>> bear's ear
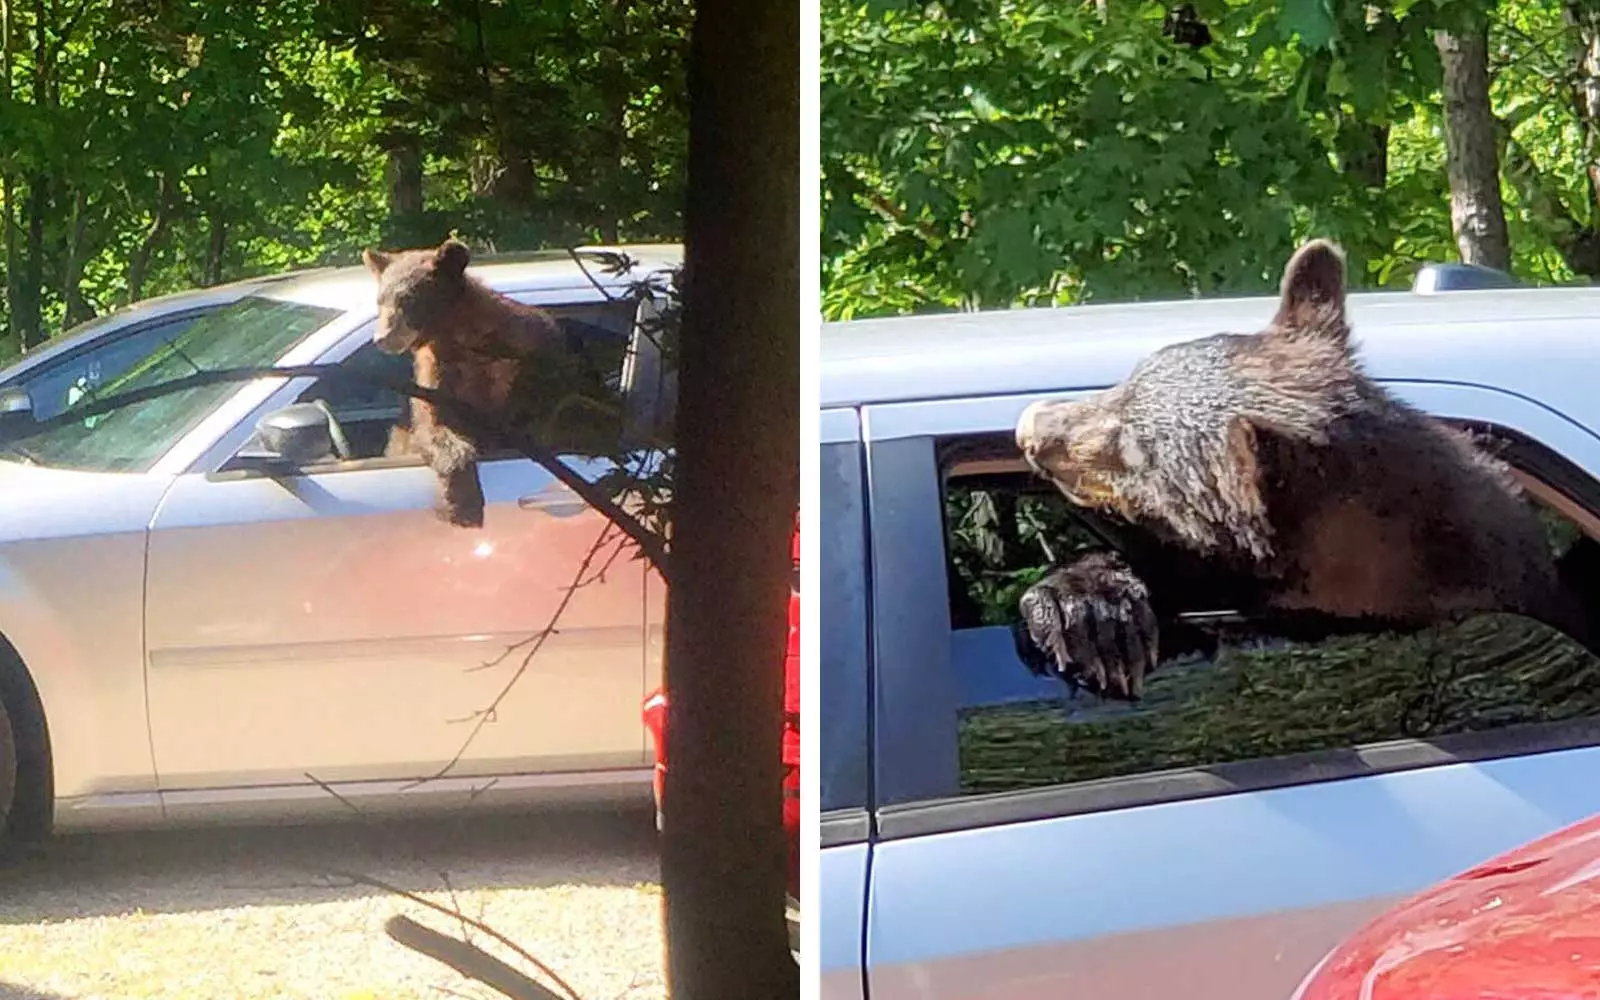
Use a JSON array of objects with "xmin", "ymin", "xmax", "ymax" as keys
[
  {"xmin": 1270, "ymin": 238, "xmax": 1348, "ymax": 343},
  {"xmin": 435, "ymin": 238, "xmax": 471, "ymax": 276},
  {"xmin": 362, "ymin": 248, "xmax": 392, "ymax": 275}
]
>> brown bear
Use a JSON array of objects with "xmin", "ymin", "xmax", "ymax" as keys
[
  {"xmin": 361, "ymin": 238, "xmax": 564, "ymax": 529},
  {"xmin": 1011, "ymin": 238, "xmax": 1600, "ymax": 701}
]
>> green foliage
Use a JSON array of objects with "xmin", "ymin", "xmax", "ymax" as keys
[
  {"xmin": 0, "ymin": 0, "xmax": 690, "ymax": 362},
  {"xmin": 822, "ymin": 0, "xmax": 1593, "ymax": 320}
]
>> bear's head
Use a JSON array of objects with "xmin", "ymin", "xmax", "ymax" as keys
[
  {"xmin": 1013, "ymin": 238, "xmax": 1355, "ymax": 558},
  {"xmin": 362, "ymin": 238, "xmax": 474, "ymax": 354}
]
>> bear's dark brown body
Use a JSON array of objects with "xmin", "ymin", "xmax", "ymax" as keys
[
  {"xmin": 1011, "ymin": 239, "xmax": 1595, "ymax": 700},
  {"xmin": 362, "ymin": 238, "xmax": 562, "ymax": 528}
]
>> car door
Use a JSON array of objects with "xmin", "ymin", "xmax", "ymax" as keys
[
  {"xmin": 819, "ymin": 406, "xmax": 871, "ymax": 1000},
  {"xmin": 143, "ymin": 289, "xmax": 652, "ymax": 791},
  {"xmin": 853, "ymin": 385, "xmax": 1600, "ymax": 1000}
]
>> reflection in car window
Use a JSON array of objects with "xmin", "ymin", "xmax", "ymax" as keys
[
  {"xmin": 15, "ymin": 313, "xmax": 210, "ymax": 422},
  {"xmin": 933, "ymin": 437, "xmax": 1600, "ymax": 800},
  {"xmin": 3, "ymin": 297, "xmax": 340, "ymax": 474}
]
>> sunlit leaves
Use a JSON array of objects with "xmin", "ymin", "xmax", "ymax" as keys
[{"xmin": 819, "ymin": 0, "xmax": 1585, "ymax": 322}]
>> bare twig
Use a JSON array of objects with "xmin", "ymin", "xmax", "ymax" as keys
[
  {"xmin": 387, "ymin": 915, "xmax": 563, "ymax": 1000},
  {"xmin": 399, "ymin": 523, "xmax": 630, "ymax": 789},
  {"xmin": 467, "ymin": 533, "xmax": 630, "ymax": 676}
]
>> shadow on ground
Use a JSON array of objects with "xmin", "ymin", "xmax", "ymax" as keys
[
  {"xmin": 0, "ymin": 986, "xmax": 68, "ymax": 1000},
  {"xmin": 0, "ymin": 804, "xmax": 659, "ymax": 925}
]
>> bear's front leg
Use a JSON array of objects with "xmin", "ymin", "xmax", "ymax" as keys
[
  {"xmin": 1012, "ymin": 550, "xmax": 1161, "ymax": 701},
  {"xmin": 422, "ymin": 424, "xmax": 487, "ymax": 529}
]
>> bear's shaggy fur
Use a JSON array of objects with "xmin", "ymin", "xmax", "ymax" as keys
[
  {"xmin": 1012, "ymin": 239, "xmax": 1597, "ymax": 700},
  {"xmin": 362, "ymin": 238, "xmax": 563, "ymax": 528}
]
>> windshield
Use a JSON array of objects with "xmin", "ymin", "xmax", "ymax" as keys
[{"xmin": 0, "ymin": 296, "xmax": 341, "ymax": 473}]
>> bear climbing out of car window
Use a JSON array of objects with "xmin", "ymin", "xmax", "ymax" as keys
[
  {"xmin": 1012, "ymin": 238, "xmax": 1600, "ymax": 701},
  {"xmin": 361, "ymin": 237, "xmax": 564, "ymax": 529}
]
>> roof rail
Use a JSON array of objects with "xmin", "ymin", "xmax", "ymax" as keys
[{"xmin": 1412, "ymin": 261, "xmax": 1522, "ymax": 294}]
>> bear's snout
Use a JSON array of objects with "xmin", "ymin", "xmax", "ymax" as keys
[{"xmin": 373, "ymin": 314, "xmax": 421, "ymax": 354}]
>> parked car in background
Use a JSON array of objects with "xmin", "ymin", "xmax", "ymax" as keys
[
  {"xmin": 1287, "ymin": 807, "xmax": 1600, "ymax": 999},
  {"xmin": 819, "ymin": 265, "xmax": 1600, "ymax": 1000},
  {"xmin": 0, "ymin": 246, "xmax": 680, "ymax": 849}
]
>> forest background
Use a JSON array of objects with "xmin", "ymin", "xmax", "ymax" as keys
[
  {"xmin": 821, "ymin": 0, "xmax": 1600, "ymax": 317},
  {"xmin": 0, "ymin": 0, "xmax": 690, "ymax": 361}
]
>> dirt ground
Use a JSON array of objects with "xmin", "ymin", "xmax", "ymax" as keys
[{"xmin": 0, "ymin": 806, "xmax": 664, "ymax": 1000}]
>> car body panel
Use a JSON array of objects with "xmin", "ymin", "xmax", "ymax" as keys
[
  {"xmin": 818, "ymin": 290, "xmax": 1600, "ymax": 999},
  {"xmin": 0, "ymin": 247, "xmax": 680, "ymax": 831},
  {"xmin": 144, "ymin": 452, "xmax": 645, "ymax": 787},
  {"xmin": 0, "ymin": 463, "xmax": 173, "ymax": 800},
  {"xmin": 865, "ymin": 744, "xmax": 1600, "ymax": 1000},
  {"xmin": 821, "ymin": 839, "xmax": 870, "ymax": 1000}
]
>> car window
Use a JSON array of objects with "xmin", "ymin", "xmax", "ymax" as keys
[
  {"xmin": 286, "ymin": 298, "xmax": 640, "ymax": 465},
  {"xmin": 11, "ymin": 312, "xmax": 212, "ymax": 422},
  {"xmin": 875, "ymin": 423, "xmax": 1600, "ymax": 828},
  {"xmin": 0, "ymin": 297, "xmax": 340, "ymax": 473}
]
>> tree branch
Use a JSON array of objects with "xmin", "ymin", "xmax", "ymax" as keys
[{"xmin": 401, "ymin": 524, "xmax": 631, "ymax": 788}]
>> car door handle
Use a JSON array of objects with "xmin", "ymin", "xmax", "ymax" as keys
[{"xmin": 518, "ymin": 486, "xmax": 588, "ymax": 518}]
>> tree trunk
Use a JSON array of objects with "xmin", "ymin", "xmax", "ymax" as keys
[
  {"xmin": 1, "ymin": 174, "xmax": 18, "ymax": 357},
  {"xmin": 204, "ymin": 209, "xmax": 227, "ymax": 287},
  {"xmin": 660, "ymin": 0, "xmax": 798, "ymax": 997},
  {"xmin": 126, "ymin": 175, "xmax": 173, "ymax": 304},
  {"xmin": 466, "ymin": 0, "xmax": 535, "ymax": 213},
  {"xmin": 60, "ymin": 188, "xmax": 94, "ymax": 328},
  {"xmin": 385, "ymin": 141, "xmax": 424, "ymax": 219},
  {"xmin": 1436, "ymin": 22, "xmax": 1511, "ymax": 272},
  {"xmin": 599, "ymin": 0, "xmax": 633, "ymax": 245},
  {"xmin": 16, "ymin": 174, "xmax": 45, "ymax": 350},
  {"xmin": 1564, "ymin": 1, "xmax": 1600, "ymax": 223}
]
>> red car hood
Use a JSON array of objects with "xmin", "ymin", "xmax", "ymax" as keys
[{"xmin": 1294, "ymin": 812, "xmax": 1600, "ymax": 1000}]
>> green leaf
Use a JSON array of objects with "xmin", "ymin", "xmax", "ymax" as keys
[{"xmin": 1281, "ymin": 0, "xmax": 1336, "ymax": 50}]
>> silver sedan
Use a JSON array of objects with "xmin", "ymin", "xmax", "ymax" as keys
[{"xmin": 0, "ymin": 246, "xmax": 680, "ymax": 842}]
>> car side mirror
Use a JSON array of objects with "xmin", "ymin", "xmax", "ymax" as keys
[
  {"xmin": 0, "ymin": 387, "xmax": 36, "ymax": 442},
  {"xmin": 232, "ymin": 402, "xmax": 342, "ymax": 473}
]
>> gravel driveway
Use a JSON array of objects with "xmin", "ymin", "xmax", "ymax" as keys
[{"xmin": 0, "ymin": 806, "xmax": 664, "ymax": 1000}]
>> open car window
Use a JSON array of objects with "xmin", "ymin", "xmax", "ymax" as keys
[
  {"xmin": 929, "ymin": 424, "xmax": 1600, "ymax": 803},
  {"xmin": 281, "ymin": 298, "xmax": 640, "ymax": 467}
]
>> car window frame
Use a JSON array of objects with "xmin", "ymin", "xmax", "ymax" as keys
[
  {"xmin": 820, "ymin": 407, "xmax": 873, "ymax": 838},
  {"xmin": 859, "ymin": 381, "xmax": 1600, "ymax": 842}
]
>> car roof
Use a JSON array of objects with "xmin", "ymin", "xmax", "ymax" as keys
[
  {"xmin": 0, "ymin": 244, "xmax": 682, "ymax": 384},
  {"xmin": 820, "ymin": 286, "xmax": 1600, "ymax": 410},
  {"xmin": 261, "ymin": 244, "xmax": 683, "ymax": 312}
]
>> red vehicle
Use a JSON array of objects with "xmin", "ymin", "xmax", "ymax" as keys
[
  {"xmin": 1291, "ymin": 810, "xmax": 1600, "ymax": 999},
  {"xmin": 641, "ymin": 513, "xmax": 802, "ymax": 902}
]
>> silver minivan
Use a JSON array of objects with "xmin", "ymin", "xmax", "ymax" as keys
[{"xmin": 820, "ymin": 272, "xmax": 1600, "ymax": 999}]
